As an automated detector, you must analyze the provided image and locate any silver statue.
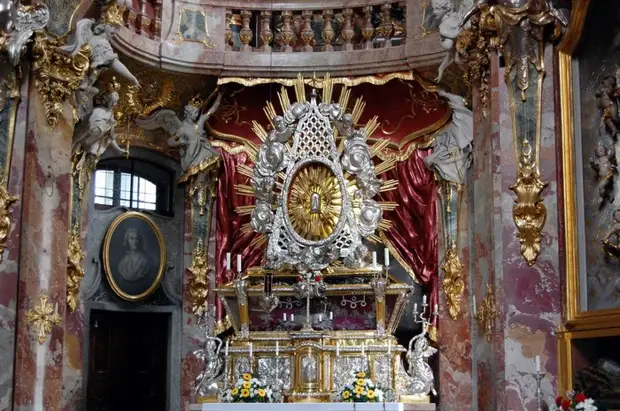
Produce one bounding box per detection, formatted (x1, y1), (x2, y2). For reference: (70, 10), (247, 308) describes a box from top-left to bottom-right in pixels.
(194, 336), (225, 398)
(251, 201), (275, 233)
(72, 80), (127, 159)
(0, 0), (15, 32)
(359, 199), (382, 237)
(61, 10), (139, 120)
(406, 329), (438, 396)
(5, 3), (49, 67)
(423, 90), (473, 184)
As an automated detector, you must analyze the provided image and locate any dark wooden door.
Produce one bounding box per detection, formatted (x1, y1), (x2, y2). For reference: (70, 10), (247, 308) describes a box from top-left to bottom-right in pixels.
(87, 310), (169, 411)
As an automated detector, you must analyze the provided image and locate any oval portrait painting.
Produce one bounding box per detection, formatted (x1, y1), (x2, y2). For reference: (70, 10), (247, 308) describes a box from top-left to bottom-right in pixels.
(103, 212), (166, 301)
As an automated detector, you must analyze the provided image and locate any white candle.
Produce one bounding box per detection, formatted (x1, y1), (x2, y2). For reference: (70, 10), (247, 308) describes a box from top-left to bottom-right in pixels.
(434, 304), (438, 314)
(535, 355), (541, 372)
(283, 313), (287, 322)
(384, 248), (390, 266)
(291, 313), (295, 322)
(422, 295), (427, 305)
(336, 342), (340, 356)
(329, 311), (333, 320)
(413, 303), (418, 313)
(472, 296), (477, 313)
(225, 340), (229, 356)
(361, 343), (365, 356)
(388, 340), (392, 354)
(372, 251), (377, 268)
(236, 254), (242, 273)
(276, 341), (280, 356)
(318, 314), (323, 322)
(249, 343), (253, 358)
(213, 305), (217, 317)
(226, 253), (231, 270)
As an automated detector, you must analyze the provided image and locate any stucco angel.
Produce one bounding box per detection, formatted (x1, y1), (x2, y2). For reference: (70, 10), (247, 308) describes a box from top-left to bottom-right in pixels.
(60, 9), (139, 120)
(135, 92), (223, 214)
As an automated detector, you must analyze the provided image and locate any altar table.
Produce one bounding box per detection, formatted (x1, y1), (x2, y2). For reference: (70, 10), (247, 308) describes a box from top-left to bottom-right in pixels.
(189, 403), (436, 411)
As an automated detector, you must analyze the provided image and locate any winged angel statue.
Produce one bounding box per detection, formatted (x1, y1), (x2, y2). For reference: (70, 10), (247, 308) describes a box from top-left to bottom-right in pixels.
(60, 1), (139, 120)
(135, 92), (223, 214)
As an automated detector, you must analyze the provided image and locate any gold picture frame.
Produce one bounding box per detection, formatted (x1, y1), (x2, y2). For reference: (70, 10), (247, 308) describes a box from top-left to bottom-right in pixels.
(103, 211), (166, 301)
(557, 0), (620, 393)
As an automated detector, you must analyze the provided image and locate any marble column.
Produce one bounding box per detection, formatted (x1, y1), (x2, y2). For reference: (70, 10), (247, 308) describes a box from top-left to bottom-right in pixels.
(470, 45), (562, 411)
(12, 79), (74, 411)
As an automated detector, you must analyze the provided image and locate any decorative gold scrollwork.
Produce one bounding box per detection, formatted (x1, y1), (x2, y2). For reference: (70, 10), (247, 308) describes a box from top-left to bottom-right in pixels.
(26, 293), (61, 344)
(66, 224), (85, 312)
(442, 243), (465, 320)
(510, 139), (547, 266)
(32, 32), (90, 127)
(0, 181), (17, 263)
(188, 238), (209, 316)
(476, 282), (496, 343)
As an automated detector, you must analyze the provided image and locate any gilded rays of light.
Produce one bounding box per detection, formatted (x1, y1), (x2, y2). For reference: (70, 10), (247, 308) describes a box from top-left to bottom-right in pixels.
(287, 165), (342, 241)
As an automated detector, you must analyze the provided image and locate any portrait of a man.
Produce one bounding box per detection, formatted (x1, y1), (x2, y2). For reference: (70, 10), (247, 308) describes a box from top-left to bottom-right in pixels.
(179, 9), (207, 42)
(103, 212), (166, 301)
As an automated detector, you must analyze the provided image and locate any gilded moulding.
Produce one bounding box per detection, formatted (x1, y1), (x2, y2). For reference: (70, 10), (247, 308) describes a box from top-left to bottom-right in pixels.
(66, 224), (85, 312)
(188, 238), (209, 316)
(32, 32), (90, 127)
(439, 180), (464, 320)
(26, 293), (61, 344)
(217, 72), (415, 89)
(0, 181), (17, 263)
(476, 282), (496, 343)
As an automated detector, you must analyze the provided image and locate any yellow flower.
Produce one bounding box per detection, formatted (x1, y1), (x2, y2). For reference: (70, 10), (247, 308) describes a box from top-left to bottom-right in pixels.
(231, 388), (239, 395)
(242, 381), (251, 389)
(342, 391), (351, 399)
(354, 386), (364, 395)
(258, 389), (266, 397)
(241, 389), (250, 398)
(356, 371), (366, 378)
(367, 390), (375, 399)
(242, 373), (252, 381)
(357, 378), (365, 386)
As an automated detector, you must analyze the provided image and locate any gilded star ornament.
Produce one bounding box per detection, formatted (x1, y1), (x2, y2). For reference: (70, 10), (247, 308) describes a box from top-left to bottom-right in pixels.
(26, 293), (61, 344)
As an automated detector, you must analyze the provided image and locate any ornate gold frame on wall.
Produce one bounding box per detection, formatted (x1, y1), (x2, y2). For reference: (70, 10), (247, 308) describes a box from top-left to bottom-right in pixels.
(556, 0), (620, 393)
(102, 211), (167, 301)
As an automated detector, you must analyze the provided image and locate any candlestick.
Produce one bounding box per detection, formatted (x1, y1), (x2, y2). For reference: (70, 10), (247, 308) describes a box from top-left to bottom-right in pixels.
(372, 251), (377, 268)
(226, 253), (231, 270)
(276, 341), (279, 356)
(384, 248), (390, 266)
(535, 355), (541, 372)
(336, 342), (340, 357)
(534, 371), (545, 411)
(236, 254), (242, 273)
(225, 340), (229, 356)
(472, 295), (477, 314)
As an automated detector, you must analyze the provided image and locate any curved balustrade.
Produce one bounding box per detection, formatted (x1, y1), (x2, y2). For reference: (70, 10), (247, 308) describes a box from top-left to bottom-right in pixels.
(111, 0), (445, 77)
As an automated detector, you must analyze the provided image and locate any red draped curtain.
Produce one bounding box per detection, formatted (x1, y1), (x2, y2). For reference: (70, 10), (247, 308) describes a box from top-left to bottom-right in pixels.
(378, 149), (439, 328)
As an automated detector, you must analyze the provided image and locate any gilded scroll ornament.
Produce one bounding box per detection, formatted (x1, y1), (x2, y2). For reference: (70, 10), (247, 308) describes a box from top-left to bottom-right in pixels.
(32, 32), (91, 127)
(0, 182), (17, 263)
(188, 239), (209, 316)
(476, 282), (496, 343)
(26, 293), (61, 344)
(66, 224), (85, 312)
(442, 243), (464, 320)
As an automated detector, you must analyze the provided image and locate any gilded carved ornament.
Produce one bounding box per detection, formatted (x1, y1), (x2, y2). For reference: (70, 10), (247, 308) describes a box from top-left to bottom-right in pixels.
(476, 282), (496, 343)
(26, 293), (61, 344)
(0, 182), (17, 263)
(442, 241), (464, 320)
(188, 238), (209, 316)
(66, 224), (85, 313)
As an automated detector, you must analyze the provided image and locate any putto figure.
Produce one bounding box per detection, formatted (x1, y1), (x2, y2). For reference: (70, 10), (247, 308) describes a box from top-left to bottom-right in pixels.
(135, 91), (223, 215)
(590, 144), (616, 204)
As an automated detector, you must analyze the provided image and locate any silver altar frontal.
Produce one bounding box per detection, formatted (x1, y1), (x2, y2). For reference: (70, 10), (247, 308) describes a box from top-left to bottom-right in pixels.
(199, 75), (436, 404)
(190, 403), (436, 411)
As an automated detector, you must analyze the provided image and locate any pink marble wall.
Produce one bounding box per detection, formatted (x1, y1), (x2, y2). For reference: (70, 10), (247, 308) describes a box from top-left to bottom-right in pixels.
(0, 65), (30, 411)
(469, 46), (562, 411)
(13, 77), (73, 411)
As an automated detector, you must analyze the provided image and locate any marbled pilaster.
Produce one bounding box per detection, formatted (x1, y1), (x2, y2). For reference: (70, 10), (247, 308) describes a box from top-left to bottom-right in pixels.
(12, 80), (73, 411)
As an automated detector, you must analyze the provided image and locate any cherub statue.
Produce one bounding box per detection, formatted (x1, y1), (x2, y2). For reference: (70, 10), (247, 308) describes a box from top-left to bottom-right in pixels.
(135, 92), (223, 215)
(193, 335), (225, 398)
(406, 327), (437, 396)
(590, 144), (616, 203)
(60, 1), (139, 120)
(424, 90), (473, 184)
(603, 210), (620, 249)
(596, 76), (620, 138)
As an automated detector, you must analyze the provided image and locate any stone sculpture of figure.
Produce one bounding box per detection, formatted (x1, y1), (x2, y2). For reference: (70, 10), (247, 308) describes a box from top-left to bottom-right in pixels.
(194, 336), (225, 398)
(135, 92), (223, 214)
(72, 78), (127, 159)
(406, 328), (437, 396)
(423, 90), (473, 184)
(596, 76), (620, 138)
(61, 6), (140, 120)
(603, 210), (620, 247)
(590, 144), (616, 203)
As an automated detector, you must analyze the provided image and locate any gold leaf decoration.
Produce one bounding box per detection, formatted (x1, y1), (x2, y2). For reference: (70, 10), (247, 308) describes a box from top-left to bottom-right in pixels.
(26, 293), (61, 344)
(441, 243), (464, 320)
(188, 239), (209, 316)
(66, 224), (85, 312)
(0, 182), (17, 263)
(476, 282), (496, 343)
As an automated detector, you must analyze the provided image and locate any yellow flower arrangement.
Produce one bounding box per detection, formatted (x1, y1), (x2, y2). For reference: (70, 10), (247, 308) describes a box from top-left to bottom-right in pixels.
(343, 391), (351, 399)
(354, 386), (364, 395)
(242, 373), (252, 381)
(242, 381), (251, 389)
(231, 388), (239, 395)
(218, 372), (278, 403)
(357, 378), (365, 386)
(258, 389), (266, 397)
(241, 389), (250, 398)
(367, 390), (375, 399)
(337, 370), (386, 403)
(356, 371), (366, 378)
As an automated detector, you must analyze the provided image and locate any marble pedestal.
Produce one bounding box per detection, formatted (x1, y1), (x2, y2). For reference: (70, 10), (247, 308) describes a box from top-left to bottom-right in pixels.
(189, 403), (436, 411)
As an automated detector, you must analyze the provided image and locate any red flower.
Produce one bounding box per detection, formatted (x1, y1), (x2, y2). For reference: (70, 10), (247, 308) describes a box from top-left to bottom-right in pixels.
(315, 275), (322, 282)
(561, 399), (572, 410)
(575, 393), (587, 403)
(555, 396), (563, 406)
(296, 275), (302, 282)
